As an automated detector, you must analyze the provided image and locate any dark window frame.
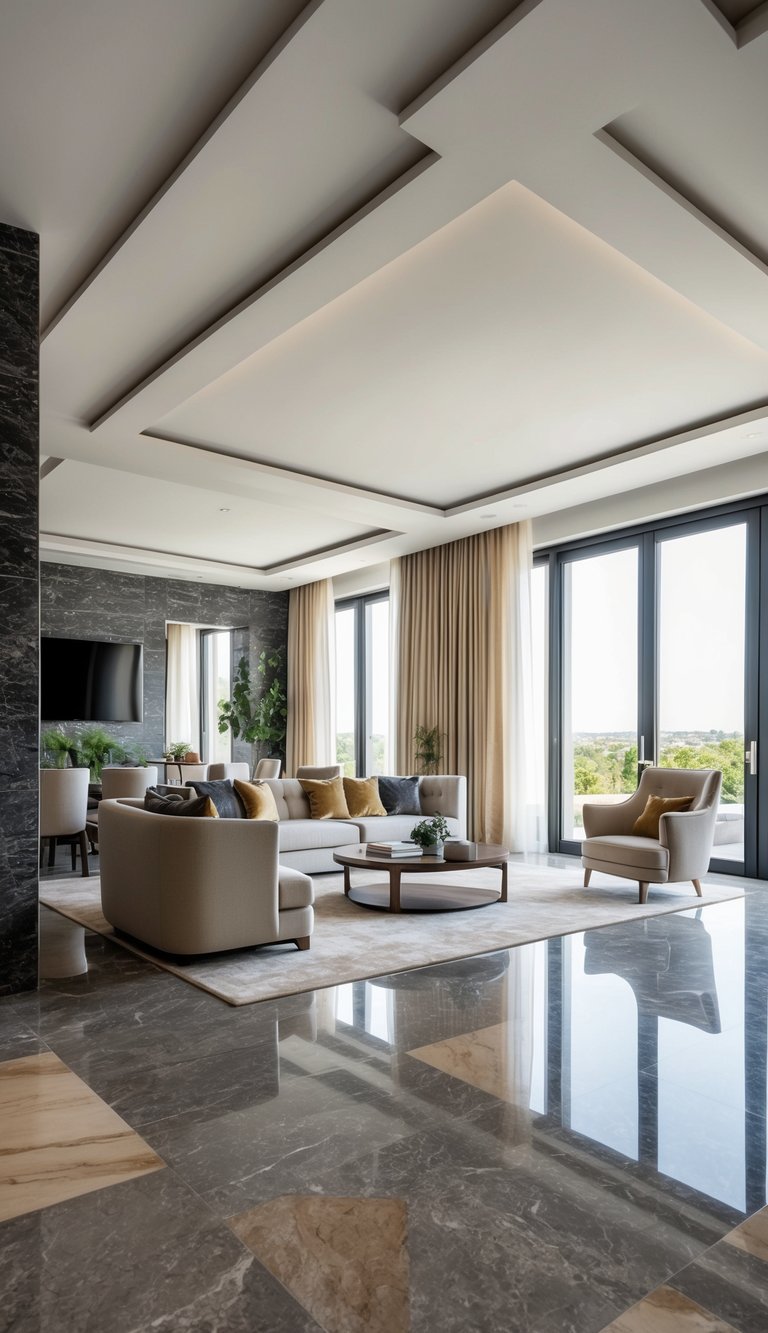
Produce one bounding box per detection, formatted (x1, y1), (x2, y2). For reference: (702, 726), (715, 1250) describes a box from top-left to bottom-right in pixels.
(335, 591), (389, 777)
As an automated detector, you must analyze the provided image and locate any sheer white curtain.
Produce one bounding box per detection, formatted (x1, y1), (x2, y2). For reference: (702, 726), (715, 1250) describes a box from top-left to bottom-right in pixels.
(165, 623), (200, 752)
(286, 579), (336, 774)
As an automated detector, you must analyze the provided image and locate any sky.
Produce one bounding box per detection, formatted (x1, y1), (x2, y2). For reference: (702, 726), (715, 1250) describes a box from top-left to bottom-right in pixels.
(569, 523), (746, 736)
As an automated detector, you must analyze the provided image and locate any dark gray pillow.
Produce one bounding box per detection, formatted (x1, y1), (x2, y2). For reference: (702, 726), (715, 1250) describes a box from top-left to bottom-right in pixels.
(377, 775), (421, 816)
(186, 778), (244, 818)
(144, 787), (215, 818)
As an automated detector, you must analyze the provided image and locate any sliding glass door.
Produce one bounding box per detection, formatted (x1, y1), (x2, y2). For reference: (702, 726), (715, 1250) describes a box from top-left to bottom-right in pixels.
(550, 505), (759, 877)
(561, 545), (639, 843)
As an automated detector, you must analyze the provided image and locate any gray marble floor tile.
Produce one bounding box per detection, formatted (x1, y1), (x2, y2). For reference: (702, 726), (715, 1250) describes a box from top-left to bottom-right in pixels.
(671, 1241), (768, 1333)
(0, 1168), (323, 1333)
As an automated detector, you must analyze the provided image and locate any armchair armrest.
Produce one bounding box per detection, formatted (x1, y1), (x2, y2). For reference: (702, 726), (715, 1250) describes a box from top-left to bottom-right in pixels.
(582, 790), (646, 838)
(659, 808), (716, 880)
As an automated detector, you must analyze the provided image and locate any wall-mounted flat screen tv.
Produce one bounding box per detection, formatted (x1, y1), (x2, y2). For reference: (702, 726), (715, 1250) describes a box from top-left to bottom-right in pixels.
(41, 638), (143, 722)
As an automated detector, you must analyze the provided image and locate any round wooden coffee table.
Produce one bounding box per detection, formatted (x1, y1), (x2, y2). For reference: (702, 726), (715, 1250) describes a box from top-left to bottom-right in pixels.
(333, 843), (509, 913)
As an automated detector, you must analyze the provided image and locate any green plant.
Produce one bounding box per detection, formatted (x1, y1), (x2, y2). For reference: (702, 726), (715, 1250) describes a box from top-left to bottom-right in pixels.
(40, 728), (78, 769)
(129, 744), (149, 767)
(165, 741), (191, 761)
(410, 813), (451, 849)
(413, 724), (445, 775)
(217, 649), (287, 777)
(76, 727), (127, 780)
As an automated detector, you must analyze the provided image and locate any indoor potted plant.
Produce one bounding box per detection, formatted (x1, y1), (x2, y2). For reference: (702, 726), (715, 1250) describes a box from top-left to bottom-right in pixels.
(217, 649), (287, 778)
(410, 813), (451, 858)
(413, 724), (445, 774)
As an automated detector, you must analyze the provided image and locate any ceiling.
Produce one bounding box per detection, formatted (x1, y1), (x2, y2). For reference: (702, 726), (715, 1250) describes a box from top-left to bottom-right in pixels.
(4, 0), (768, 588)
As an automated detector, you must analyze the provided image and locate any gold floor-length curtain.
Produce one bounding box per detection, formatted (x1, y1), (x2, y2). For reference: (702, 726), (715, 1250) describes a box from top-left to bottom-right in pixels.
(394, 522), (533, 848)
(286, 578), (335, 776)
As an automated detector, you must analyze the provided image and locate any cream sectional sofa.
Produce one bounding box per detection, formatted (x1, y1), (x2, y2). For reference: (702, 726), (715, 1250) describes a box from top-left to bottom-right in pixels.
(264, 774), (467, 874)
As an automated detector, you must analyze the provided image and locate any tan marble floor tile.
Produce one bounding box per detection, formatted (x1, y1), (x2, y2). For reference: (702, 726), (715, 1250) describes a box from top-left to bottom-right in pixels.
(600, 1285), (738, 1332)
(228, 1194), (409, 1333)
(407, 1022), (521, 1102)
(723, 1204), (768, 1263)
(0, 1051), (164, 1222)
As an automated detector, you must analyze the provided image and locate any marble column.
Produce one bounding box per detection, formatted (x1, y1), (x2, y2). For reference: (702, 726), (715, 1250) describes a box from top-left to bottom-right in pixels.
(0, 221), (39, 996)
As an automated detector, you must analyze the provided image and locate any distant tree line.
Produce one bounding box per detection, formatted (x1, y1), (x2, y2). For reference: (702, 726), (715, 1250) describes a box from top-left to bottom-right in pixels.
(573, 737), (743, 803)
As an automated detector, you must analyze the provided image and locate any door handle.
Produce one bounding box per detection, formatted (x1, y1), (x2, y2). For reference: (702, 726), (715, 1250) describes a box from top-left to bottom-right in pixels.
(638, 736), (655, 769)
(745, 740), (757, 776)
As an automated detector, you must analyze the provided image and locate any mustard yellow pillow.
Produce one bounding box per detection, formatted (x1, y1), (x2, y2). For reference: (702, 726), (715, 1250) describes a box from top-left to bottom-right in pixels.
(343, 776), (387, 818)
(299, 775), (351, 819)
(234, 779), (279, 822)
(632, 794), (693, 838)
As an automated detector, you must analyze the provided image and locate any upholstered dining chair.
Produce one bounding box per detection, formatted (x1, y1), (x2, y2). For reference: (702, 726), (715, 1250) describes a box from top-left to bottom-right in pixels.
(207, 759), (281, 781)
(295, 764), (342, 780)
(39, 767), (91, 875)
(581, 767), (722, 904)
(101, 765), (159, 799)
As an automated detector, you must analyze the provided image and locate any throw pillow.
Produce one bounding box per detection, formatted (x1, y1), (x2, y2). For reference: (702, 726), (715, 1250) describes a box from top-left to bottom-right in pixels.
(343, 776), (387, 818)
(234, 778), (279, 822)
(144, 787), (218, 818)
(377, 775), (421, 816)
(186, 778), (244, 819)
(299, 775), (351, 819)
(631, 794), (693, 839)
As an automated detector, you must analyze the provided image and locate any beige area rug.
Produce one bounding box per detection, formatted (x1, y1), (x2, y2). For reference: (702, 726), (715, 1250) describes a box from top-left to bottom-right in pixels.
(39, 863), (744, 1006)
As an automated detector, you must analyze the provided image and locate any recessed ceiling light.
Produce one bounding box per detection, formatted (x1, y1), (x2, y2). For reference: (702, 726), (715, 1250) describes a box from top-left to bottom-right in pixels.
(218, 506), (231, 512)
(744, 432), (763, 439)
(482, 513), (497, 520)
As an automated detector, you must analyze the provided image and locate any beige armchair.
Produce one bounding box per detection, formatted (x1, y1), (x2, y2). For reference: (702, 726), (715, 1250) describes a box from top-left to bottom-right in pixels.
(581, 767), (722, 904)
(98, 798), (314, 957)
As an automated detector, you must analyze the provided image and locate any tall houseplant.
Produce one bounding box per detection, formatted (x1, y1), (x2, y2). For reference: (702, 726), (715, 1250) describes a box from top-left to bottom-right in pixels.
(413, 724), (445, 775)
(217, 649), (287, 778)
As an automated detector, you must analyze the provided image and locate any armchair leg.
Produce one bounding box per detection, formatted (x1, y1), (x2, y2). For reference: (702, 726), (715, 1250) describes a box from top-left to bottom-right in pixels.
(692, 878), (703, 897)
(583, 868), (592, 888)
(638, 882), (649, 905)
(79, 830), (90, 877)
(294, 936), (310, 951)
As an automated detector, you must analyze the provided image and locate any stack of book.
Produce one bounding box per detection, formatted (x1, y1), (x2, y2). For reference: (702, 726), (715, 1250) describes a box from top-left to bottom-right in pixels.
(366, 840), (417, 857)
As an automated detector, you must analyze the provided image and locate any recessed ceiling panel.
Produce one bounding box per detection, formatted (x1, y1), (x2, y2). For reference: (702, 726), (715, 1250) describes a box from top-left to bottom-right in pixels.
(156, 183), (768, 508)
(40, 462), (376, 568)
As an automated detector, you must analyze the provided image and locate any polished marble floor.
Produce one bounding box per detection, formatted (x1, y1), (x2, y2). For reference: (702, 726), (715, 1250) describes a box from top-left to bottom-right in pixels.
(2, 864), (768, 1330)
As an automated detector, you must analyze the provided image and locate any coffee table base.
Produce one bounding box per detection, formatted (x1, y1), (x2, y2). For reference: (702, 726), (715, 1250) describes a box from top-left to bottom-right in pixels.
(348, 881), (501, 913)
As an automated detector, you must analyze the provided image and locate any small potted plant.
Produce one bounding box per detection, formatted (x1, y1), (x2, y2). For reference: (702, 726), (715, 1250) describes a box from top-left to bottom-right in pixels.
(410, 813), (451, 858)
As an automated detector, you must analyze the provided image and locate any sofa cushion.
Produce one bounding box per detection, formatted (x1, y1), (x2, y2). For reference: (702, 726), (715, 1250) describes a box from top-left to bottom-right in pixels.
(186, 778), (244, 819)
(144, 787), (218, 818)
(343, 776), (387, 817)
(299, 776), (351, 820)
(582, 834), (669, 871)
(631, 794), (693, 838)
(278, 866), (314, 911)
(378, 775), (421, 815)
(351, 813), (461, 843)
(277, 819), (355, 853)
(234, 779), (279, 821)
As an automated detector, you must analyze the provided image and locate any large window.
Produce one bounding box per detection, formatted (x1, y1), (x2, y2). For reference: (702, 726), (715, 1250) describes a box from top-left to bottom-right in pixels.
(199, 628), (232, 764)
(545, 502), (760, 876)
(334, 593), (390, 777)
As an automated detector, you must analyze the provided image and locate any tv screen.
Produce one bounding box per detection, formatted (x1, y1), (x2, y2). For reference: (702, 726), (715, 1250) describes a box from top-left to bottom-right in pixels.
(41, 638), (143, 722)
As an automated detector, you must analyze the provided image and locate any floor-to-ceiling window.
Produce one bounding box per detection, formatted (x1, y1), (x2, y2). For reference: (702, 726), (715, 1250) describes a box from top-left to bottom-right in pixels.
(199, 628), (233, 764)
(544, 500), (762, 876)
(334, 592), (390, 777)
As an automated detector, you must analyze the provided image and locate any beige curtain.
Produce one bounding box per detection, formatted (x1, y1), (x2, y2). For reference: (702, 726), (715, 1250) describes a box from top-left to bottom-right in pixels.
(165, 622), (200, 752)
(286, 578), (335, 776)
(394, 522), (533, 849)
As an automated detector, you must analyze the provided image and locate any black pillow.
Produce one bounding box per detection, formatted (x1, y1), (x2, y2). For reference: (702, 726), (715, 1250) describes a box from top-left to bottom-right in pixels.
(186, 778), (244, 819)
(377, 775), (421, 816)
(144, 787), (216, 818)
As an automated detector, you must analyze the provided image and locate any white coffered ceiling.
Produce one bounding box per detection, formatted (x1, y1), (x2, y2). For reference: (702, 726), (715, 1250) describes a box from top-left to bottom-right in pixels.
(4, 0), (768, 587)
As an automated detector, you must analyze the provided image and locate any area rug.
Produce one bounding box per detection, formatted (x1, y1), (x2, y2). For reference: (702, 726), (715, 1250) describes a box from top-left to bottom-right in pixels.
(39, 862), (744, 1006)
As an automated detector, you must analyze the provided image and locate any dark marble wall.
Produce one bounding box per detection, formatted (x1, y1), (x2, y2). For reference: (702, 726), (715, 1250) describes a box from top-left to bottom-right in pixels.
(0, 223), (39, 996)
(40, 564), (288, 770)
